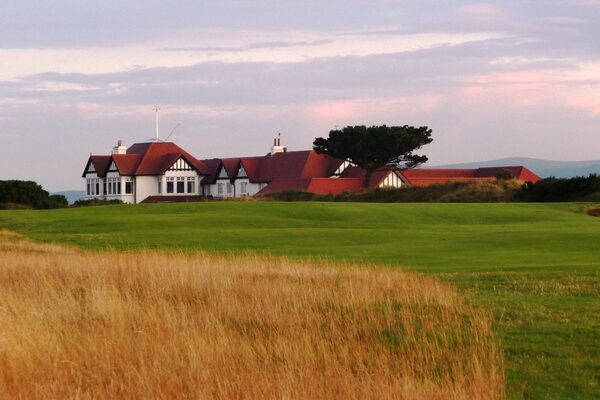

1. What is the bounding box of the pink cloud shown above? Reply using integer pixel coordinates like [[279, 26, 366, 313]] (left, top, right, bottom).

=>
[[306, 97, 442, 124], [460, 68, 600, 115], [456, 3, 504, 19], [306, 100, 363, 121], [77, 102, 100, 112]]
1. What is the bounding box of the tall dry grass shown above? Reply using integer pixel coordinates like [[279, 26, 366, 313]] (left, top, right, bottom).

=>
[[0, 230, 504, 399]]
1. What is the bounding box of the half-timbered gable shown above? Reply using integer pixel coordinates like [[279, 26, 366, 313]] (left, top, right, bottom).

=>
[[378, 171, 404, 188], [331, 160, 354, 178], [167, 157, 195, 172]]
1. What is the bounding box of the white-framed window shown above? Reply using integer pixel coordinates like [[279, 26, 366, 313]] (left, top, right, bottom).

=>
[[227, 183, 233, 194], [217, 183, 223, 194], [166, 177, 174, 194], [87, 178, 100, 196], [108, 177, 120, 195], [125, 178, 134, 194], [241, 182, 247, 193], [187, 177, 195, 194], [176, 177, 185, 194], [158, 178, 162, 194]]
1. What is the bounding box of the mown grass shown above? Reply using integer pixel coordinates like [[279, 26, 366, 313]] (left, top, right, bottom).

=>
[[1, 202, 599, 399], [0, 231, 503, 399]]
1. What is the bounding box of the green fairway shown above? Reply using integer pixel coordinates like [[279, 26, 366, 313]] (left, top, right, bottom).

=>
[[1, 202, 599, 399]]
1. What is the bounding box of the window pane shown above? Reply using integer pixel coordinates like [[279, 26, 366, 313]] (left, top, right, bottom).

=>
[[177, 181, 185, 193], [167, 182, 174, 193], [125, 182, 133, 194], [187, 181, 195, 194]]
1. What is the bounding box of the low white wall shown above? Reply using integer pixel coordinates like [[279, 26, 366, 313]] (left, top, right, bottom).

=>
[[135, 176, 159, 203]]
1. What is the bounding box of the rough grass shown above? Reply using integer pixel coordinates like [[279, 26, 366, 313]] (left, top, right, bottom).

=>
[[1, 202, 598, 399], [0, 231, 504, 400]]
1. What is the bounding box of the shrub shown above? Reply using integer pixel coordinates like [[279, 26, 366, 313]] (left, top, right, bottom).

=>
[[261, 190, 320, 202], [72, 199, 124, 207], [518, 174, 600, 201]]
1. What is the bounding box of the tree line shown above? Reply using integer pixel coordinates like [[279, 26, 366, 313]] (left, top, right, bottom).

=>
[[0, 181, 68, 209]]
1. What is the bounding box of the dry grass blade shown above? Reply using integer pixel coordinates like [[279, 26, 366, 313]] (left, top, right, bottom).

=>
[[0, 231, 504, 399]]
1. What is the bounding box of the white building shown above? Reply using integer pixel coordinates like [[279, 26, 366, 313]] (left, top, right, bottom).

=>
[[83, 137, 405, 204]]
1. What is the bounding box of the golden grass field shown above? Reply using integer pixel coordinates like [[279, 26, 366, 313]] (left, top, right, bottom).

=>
[[0, 230, 504, 399]]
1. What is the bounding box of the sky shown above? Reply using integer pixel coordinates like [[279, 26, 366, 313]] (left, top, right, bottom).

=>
[[1, 1, 599, 191]]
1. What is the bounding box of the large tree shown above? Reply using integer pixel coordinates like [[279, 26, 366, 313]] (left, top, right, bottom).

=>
[[313, 125, 433, 188]]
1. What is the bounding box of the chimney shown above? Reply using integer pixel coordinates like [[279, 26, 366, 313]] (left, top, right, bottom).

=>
[[112, 140, 127, 155], [270, 133, 285, 155]]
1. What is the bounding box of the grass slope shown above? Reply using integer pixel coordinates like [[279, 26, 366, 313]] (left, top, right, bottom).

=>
[[1, 202, 599, 399]]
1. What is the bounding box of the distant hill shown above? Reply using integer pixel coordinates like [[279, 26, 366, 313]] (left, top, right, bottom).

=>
[[53, 190, 85, 204], [428, 157, 600, 178]]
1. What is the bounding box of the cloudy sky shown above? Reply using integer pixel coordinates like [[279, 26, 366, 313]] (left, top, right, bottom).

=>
[[1, 1, 599, 191]]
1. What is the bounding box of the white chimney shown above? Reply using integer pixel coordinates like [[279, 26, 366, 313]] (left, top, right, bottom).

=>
[[271, 133, 285, 155], [112, 139, 127, 155]]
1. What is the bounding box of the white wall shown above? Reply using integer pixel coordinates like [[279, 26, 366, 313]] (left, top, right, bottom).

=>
[[203, 179, 264, 198], [211, 180, 235, 198], [135, 176, 159, 204], [234, 178, 262, 197]]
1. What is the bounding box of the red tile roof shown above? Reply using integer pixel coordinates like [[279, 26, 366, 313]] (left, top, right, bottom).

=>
[[202, 151, 342, 184], [307, 178, 365, 195], [82, 155, 112, 177], [474, 166, 540, 182], [128, 142, 210, 175], [240, 157, 262, 178], [256, 177, 366, 196], [221, 158, 241, 180], [399, 166, 541, 187], [255, 179, 311, 195], [112, 154, 144, 176], [83, 142, 210, 177]]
